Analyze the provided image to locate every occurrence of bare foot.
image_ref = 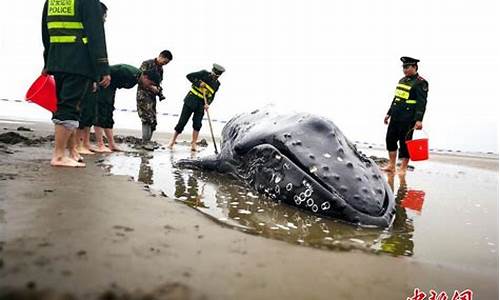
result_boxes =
[191,145,197,152]
[78,147,95,155]
[381,165,396,173]
[51,156,86,168]
[70,151,84,163]
[109,145,124,152]
[166,143,174,150]
[94,145,112,153]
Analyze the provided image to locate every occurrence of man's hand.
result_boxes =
[99,75,111,88]
[384,115,390,125]
[415,121,423,130]
[149,86,160,94]
[204,104,210,111]
[92,82,97,93]
[199,81,206,88]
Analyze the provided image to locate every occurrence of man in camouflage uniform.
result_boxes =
[136,50,172,148]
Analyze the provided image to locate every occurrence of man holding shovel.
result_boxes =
[167,64,225,152]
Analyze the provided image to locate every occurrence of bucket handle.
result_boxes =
[406,127,428,140]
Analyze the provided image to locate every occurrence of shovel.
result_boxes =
[202,91,219,154]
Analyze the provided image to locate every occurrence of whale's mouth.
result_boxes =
[240,143,393,224]
[271,145,344,199]
[240,144,349,213]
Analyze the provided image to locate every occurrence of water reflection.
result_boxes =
[138,156,154,185]
[379,173,415,256]
[104,150,423,256]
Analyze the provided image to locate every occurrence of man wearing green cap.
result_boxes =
[383,56,429,174]
[93,65,163,153]
[42,0,110,167]
[167,63,225,152]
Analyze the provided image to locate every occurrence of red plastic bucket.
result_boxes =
[401,190,426,213]
[405,129,429,161]
[25,74,57,112]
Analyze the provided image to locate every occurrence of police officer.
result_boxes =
[42,0,110,167]
[136,50,172,147]
[167,64,225,152]
[383,56,429,174]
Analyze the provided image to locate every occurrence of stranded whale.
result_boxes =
[176,109,395,227]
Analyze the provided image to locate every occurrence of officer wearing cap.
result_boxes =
[167,64,225,151]
[383,56,429,174]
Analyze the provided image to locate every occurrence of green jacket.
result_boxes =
[387,74,429,122]
[42,0,110,81]
[109,64,141,89]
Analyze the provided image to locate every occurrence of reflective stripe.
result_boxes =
[50,36,77,43]
[204,84,215,94]
[406,100,417,104]
[47,21,84,29]
[190,88,205,99]
[394,89,410,99]
[49,36,87,44]
[397,83,412,91]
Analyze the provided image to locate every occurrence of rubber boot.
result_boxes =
[142,124,152,144]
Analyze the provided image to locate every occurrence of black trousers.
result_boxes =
[78,89,97,129]
[386,120,415,159]
[95,87,117,129]
[53,73,91,122]
[174,97,205,133]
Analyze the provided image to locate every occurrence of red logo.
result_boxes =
[407,288,473,300]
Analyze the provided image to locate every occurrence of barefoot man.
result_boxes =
[93,65,164,152]
[42,0,110,167]
[167,64,225,152]
[383,56,429,175]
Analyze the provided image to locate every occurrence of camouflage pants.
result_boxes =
[136,88,157,131]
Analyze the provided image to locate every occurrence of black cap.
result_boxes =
[400,56,420,66]
[212,63,225,75]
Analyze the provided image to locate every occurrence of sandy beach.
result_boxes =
[0,119,498,300]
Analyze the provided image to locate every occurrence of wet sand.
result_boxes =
[0,119,498,300]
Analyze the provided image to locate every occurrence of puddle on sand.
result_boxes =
[101,145,498,274]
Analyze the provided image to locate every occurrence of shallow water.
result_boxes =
[102,144,498,275]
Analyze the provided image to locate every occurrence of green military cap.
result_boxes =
[400,56,420,66]
[212,63,225,75]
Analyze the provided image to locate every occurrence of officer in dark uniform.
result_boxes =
[167,64,225,151]
[42,0,110,167]
[93,65,162,152]
[383,56,429,174]
[76,2,108,156]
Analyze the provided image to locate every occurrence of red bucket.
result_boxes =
[25,74,57,112]
[405,129,429,161]
[401,190,426,213]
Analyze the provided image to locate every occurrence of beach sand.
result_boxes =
[0,119,498,300]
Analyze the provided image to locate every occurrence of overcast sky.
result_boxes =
[0,0,498,152]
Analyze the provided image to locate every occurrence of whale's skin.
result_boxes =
[177,109,396,227]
